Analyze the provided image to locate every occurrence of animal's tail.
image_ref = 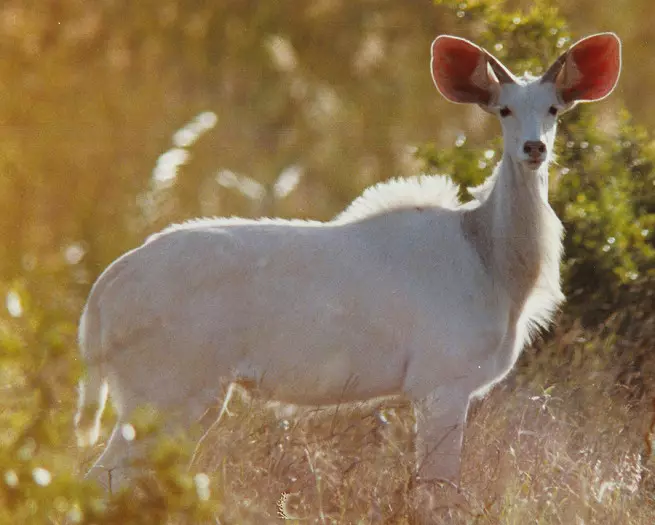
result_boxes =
[74,299,108,447]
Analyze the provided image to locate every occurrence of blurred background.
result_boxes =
[1,0,653,522]
[2,0,652,285]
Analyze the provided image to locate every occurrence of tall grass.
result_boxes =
[174,340,654,524]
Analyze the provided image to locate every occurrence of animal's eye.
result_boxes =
[499,107,512,117]
[548,106,558,116]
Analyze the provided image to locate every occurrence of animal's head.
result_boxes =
[430,33,621,171]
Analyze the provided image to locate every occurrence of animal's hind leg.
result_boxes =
[84,422,140,493]
[86,403,208,493]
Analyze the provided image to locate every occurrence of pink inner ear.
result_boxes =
[432,37,491,105]
[562,35,621,103]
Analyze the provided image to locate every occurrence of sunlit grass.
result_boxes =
[173,356,655,524]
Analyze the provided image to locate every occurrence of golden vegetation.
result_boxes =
[0,0,653,523]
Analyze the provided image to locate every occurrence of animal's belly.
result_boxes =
[234,328,410,405]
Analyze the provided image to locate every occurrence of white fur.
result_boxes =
[336,174,462,221]
[75,34,620,492]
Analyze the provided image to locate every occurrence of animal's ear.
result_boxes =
[543,33,621,104]
[431,35,515,107]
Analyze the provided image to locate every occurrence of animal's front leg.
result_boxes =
[412,386,471,486]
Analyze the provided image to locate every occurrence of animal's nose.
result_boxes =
[523,141,546,157]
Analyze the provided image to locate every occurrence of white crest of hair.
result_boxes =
[148,215,323,241]
[336,174,461,221]
[149,173,460,239]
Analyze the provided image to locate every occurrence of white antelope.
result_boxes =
[76,33,621,491]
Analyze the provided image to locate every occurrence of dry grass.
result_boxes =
[186,366,655,524]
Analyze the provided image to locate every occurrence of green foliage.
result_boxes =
[416,135,500,198]
[0,283,220,524]
[556,108,655,310]
[437,0,570,68]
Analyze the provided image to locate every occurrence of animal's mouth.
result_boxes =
[524,158,544,170]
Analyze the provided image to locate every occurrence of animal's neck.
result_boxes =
[467,154,555,308]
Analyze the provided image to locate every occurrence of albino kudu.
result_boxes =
[76,33,621,492]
